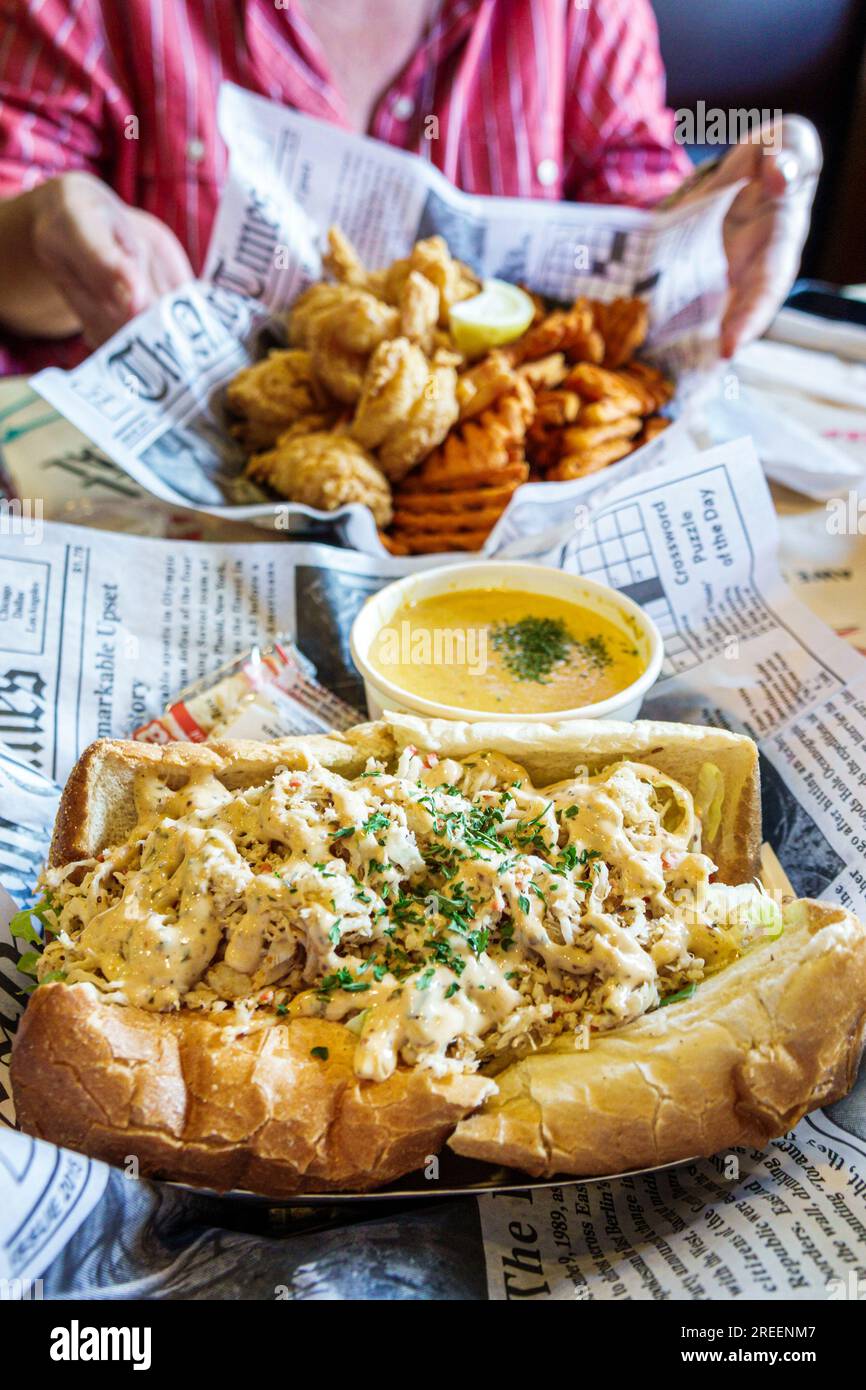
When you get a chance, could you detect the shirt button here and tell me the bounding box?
[536,158,559,187]
[186,137,206,163]
[392,95,415,120]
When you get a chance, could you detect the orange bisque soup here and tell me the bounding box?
[367,588,647,714]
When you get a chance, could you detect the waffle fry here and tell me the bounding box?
[549,436,637,480]
[637,415,672,444]
[591,297,649,368]
[388,526,496,554]
[389,381,532,551]
[457,351,519,419]
[517,353,569,390]
[563,362,642,403]
[559,417,642,451]
[618,362,675,412]
[392,481,520,516]
[578,396,642,426]
[393,502,512,535]
[398,459,530,494]
[530,390,582,429]
[509,299,604,365]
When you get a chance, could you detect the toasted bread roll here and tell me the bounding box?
[450,899,866,1175]
[11,717,866,1194]
[12,983,491,1195]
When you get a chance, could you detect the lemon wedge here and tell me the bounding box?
[449,278,535,357]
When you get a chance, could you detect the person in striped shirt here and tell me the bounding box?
[0,0,820,372]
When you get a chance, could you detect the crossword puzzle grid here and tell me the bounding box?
[544,224,657,301]
[570,505,697,675]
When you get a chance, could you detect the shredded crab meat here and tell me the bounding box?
[38,749,740,1081]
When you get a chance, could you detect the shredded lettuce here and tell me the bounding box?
[703,882,783,942]
[659,982,697,1007]
[8,895,57,980]
[696,763,725,842]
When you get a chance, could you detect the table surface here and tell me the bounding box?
[2,372,865,1299]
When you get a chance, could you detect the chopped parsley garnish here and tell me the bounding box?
[517,894,531,914]
[490,617,613,683]
[363,812,391,835]
[310,1046,329,1061]
[444,982,460,999]
[317,969,371,998]
[491,616,573,683]
[467,927,489,958]
[328,919,342,946]
[331,825,355,840]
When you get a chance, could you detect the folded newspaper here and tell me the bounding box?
[29,82,736,552]
[1,435,865,1298]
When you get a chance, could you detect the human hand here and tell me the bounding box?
[30,172,193,346]
[675,116,822,358]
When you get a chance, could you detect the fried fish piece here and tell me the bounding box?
[290,283,400,403]
[247,431,392,526]
[399,270,440,351]
[322,227,369,288]
[377,364,459,480]
[224,349,330,450]
[350,338,429,450]
[288,283,351,347]
[383,236,479,324]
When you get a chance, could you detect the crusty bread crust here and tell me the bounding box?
[450,899,866,1176]
[12,984,491,1195]
[13,718,865,1193]
[48,714,762,880]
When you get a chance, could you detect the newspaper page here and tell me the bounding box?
[479,1110,866,1301]
[30,82,735,545]
[2,435,866,1293]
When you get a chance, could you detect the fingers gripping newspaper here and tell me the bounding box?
[1,436,866,1297]
[29,83,735,546]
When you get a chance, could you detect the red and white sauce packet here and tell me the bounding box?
[133,637,362,744]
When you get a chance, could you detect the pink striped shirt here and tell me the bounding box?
[0,0,689,370]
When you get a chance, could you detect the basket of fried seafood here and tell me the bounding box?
[224,228,674,555]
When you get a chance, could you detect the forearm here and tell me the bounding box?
[0,186,81,338]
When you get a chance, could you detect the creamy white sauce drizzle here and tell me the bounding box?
[40,749,729,1080]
